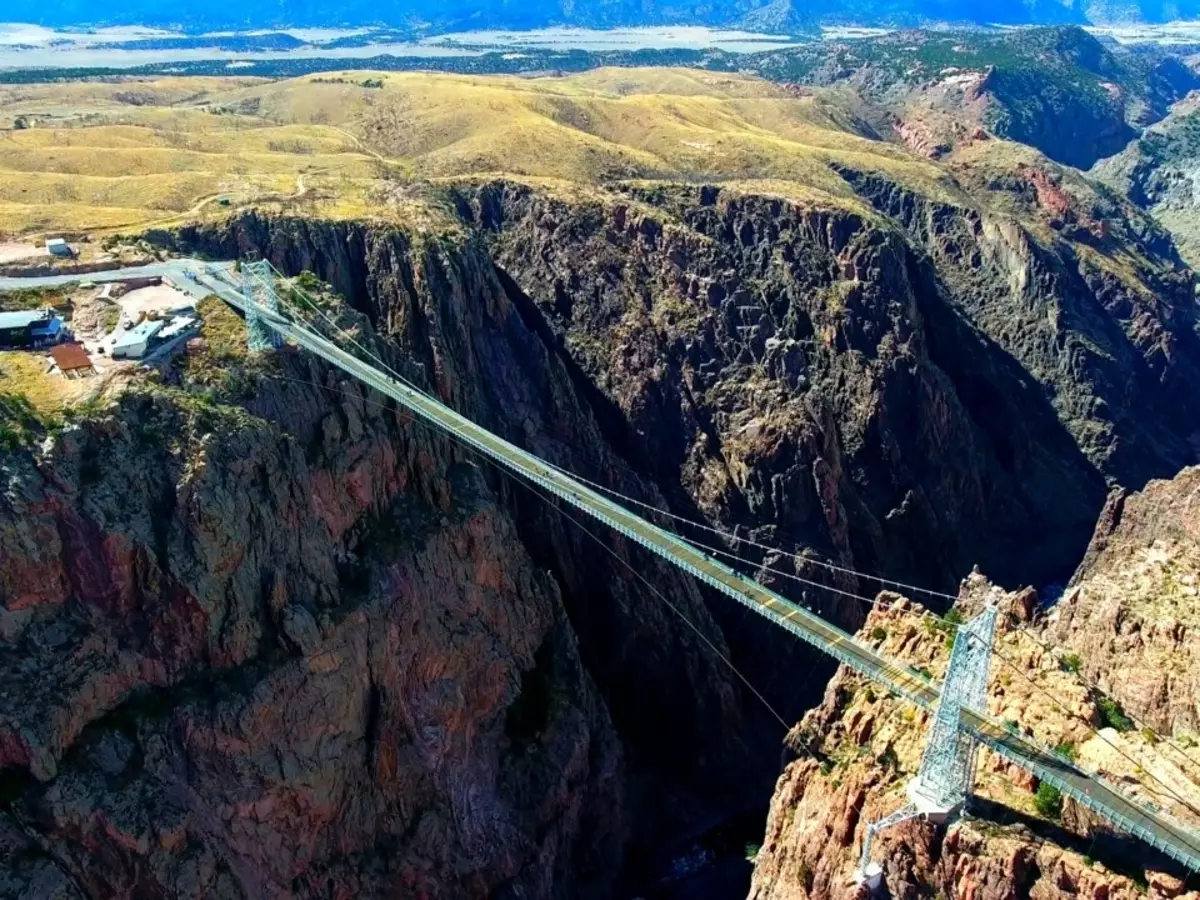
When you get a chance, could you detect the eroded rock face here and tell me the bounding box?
[1050,466,1200,737]
[0,381,624,899]
[750,576,1200,900]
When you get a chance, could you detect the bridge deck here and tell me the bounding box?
[199,270,1200,873]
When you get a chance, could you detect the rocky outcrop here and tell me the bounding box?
[1049,466,1200,737]
[0,374,626,898]
[750,574,1200,900]
[751,465,1200,900]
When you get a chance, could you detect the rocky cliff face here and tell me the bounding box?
[5,168,1200,897]
[1050,466,1200,737]
[749,578,1200,900]
[750,468,1200,900]
[0,370,628,898]
[461,177,1199,594]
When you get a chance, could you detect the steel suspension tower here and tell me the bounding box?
[241,260,283,351]
[855,604,998,889]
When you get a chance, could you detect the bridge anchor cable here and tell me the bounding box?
[202,261,1200,876]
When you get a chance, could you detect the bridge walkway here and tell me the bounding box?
[196,269,1200,874]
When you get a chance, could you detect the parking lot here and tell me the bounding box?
[80,281,197,363]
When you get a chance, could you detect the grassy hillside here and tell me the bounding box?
[0,69,973,237]
[0,63,1177,301]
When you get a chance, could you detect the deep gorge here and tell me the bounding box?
[2,174,1199,897]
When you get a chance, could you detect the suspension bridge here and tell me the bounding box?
[8,259,1198,881]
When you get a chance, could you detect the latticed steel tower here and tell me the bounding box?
[240,259,282,351]
[911,603,998,809]
[855,604,998,888]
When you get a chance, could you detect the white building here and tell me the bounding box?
[113,320,164,359]
[157,316,197,342]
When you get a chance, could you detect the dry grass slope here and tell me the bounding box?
[0,68,975,238]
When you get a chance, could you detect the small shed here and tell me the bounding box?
[113,319,164,359]
[46,238,71,258]
[50,343,95,378]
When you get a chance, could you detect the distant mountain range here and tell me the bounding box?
[5,0,1200,35]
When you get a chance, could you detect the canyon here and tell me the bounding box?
[2,160,1199,896]
[1,40,1200,897]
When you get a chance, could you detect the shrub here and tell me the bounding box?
[1053,740,1078,762]
[295,270,325,291]
[797,859,814,891]
[1034,782,1063,819]
[744,842,760,863]
[1096,695,1133,732]
[1141,727,1160,746]
[870,626,888,642]
[924,609,964,650]
[879,745,901,770]
[1060,653,1083,674]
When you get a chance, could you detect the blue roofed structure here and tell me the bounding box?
[0,309,64,348]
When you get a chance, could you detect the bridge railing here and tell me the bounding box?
[205,268,1200,874]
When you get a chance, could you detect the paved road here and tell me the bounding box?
[0,260,229,293]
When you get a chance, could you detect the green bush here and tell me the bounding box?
[294,270,325,291]
[1034,782,1063,819]
[0,393,61,451]
[1053,740,1078,762]
[1060,653,1083,674]
[797,859,814,891]
[925,609,964,650]
[870,626,888,642]
[1096,695,1133,732]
